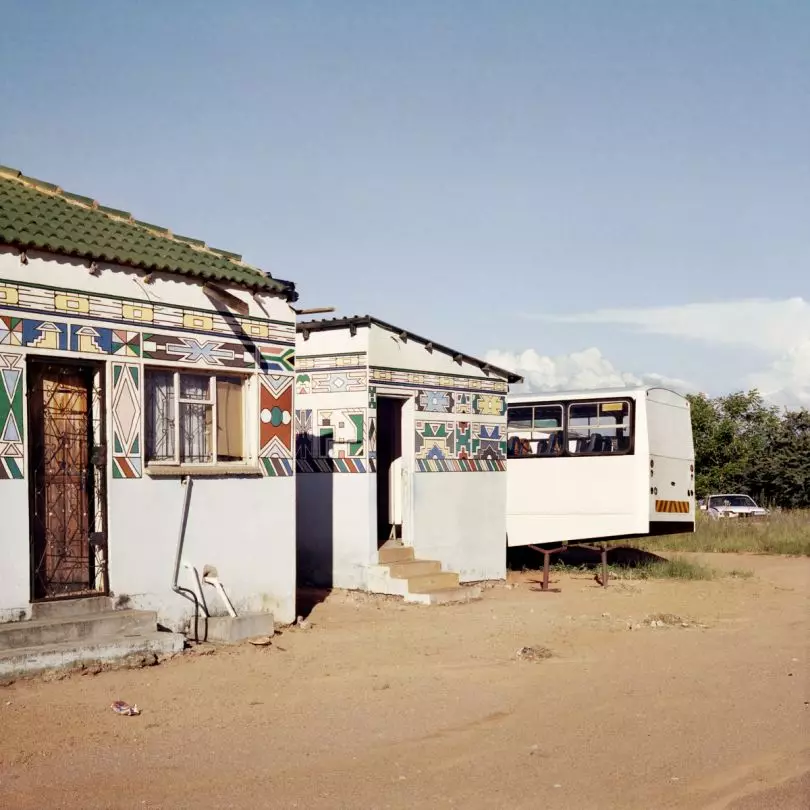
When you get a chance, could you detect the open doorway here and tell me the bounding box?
[375,396,403,546]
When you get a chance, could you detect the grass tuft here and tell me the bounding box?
[638,509,810,557]
[629,556,716,581]
[552,555,716,581]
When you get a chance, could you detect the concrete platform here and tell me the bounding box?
[187,613,275,644]
[0,610,156,650]
[0,630,185,679]
[404,587,482,605]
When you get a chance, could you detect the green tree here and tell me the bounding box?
[750,409,810,508]
[686,390,780,498]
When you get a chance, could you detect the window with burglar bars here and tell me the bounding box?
[145,370,247,465]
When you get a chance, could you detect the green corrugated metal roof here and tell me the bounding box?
[0,166,296,299]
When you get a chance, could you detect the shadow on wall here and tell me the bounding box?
[295,472,334,619]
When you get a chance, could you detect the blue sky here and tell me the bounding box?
[2,1,808,404]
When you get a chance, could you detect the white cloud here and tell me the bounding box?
[485,347,693,395]
[518,298,810,408]
[533,298,810,354]
[748,340,810,408]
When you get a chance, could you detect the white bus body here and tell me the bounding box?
[506,387,695,547]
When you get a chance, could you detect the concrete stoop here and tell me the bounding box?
[0,596,184,679]
[367,543,482,605]
[187,612,275,644]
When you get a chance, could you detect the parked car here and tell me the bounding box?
[699,494,769,519]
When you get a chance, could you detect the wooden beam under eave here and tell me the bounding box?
[204,282,249,315]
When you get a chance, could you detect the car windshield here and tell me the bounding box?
[708,495,757,508]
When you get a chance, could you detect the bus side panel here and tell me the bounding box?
[506,455,648,546]
[647,397,695,530]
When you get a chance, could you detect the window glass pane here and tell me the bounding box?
[531,405,563,456]
[180,402,213,463]
[568,400,632,454]
[600,401,630,425]
[179,374,211,401]
[507,407,533,458]
[145,372,175,462]
[216,377,244,461]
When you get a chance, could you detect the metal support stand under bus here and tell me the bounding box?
[527,541,610,591]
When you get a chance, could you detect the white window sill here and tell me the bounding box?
[145,464,263,478]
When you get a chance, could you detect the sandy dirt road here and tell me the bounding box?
[0,552,807,809]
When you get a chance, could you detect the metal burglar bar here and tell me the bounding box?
[28,361,108,600]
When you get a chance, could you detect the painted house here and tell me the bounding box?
[0,167,298,633]
[295,316,521,598]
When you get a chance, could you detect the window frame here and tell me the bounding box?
[144,367,253,469]
[506,397,635,459]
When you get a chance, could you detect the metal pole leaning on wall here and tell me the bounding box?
[171,476,208,641]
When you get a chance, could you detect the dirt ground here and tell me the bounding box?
[1,552,808,810]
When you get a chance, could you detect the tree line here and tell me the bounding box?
[687,390,810,508]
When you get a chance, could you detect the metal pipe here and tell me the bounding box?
[171,477,205,639]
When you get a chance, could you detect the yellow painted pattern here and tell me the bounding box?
[183,312,214,331]
[655,499,691,514]
[54,292,90,313]
[122,302,154,322]
[0,284,19,305]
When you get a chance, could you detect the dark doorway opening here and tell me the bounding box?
[375,396,403,546]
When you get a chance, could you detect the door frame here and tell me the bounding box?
[374,392,415,547]
[26,356,109,602]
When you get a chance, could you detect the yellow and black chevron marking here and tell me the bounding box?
[655,499,691,514]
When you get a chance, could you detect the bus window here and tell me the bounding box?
[532,405,563,456]
[567,400,632,454]
[507,407,533,458]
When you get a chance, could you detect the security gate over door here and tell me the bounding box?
[28,361,108,600]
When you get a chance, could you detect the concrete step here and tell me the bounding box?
[0,610,156,651]
[405,572,460,594]
[386,560,442,578]
[378,545,414,564]
[405,586,483,605]
[0,630,185,679]
[31,596,113,621]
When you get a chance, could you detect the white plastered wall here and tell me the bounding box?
[0,245,297,627]
[295,326,375,590]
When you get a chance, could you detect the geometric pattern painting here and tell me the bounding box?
[295,408,372,473]
[473,394,506,417]
[0,315,23,346]
[317,408,364,459]
[295,409,313,460]
[415,389,503,416]
[0,315,292,369]
[415,421,455,461]
[296,352,366,371]
[0,277,295,346]
[455,421,471,459]
[259,374,293,476]
[471,423,506,460]
[22,319,68,351]
[417,390,451,413]
[0,352,24,479]
[417,458,506,472]
[111,330,141,357]
[370,366,508,394]
[311,369,367,394]
[143,333,253,369]
[70,324,113,354]
[258,346,295,373]
[111,363,142,479]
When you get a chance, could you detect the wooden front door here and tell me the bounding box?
[28,362,107,600]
